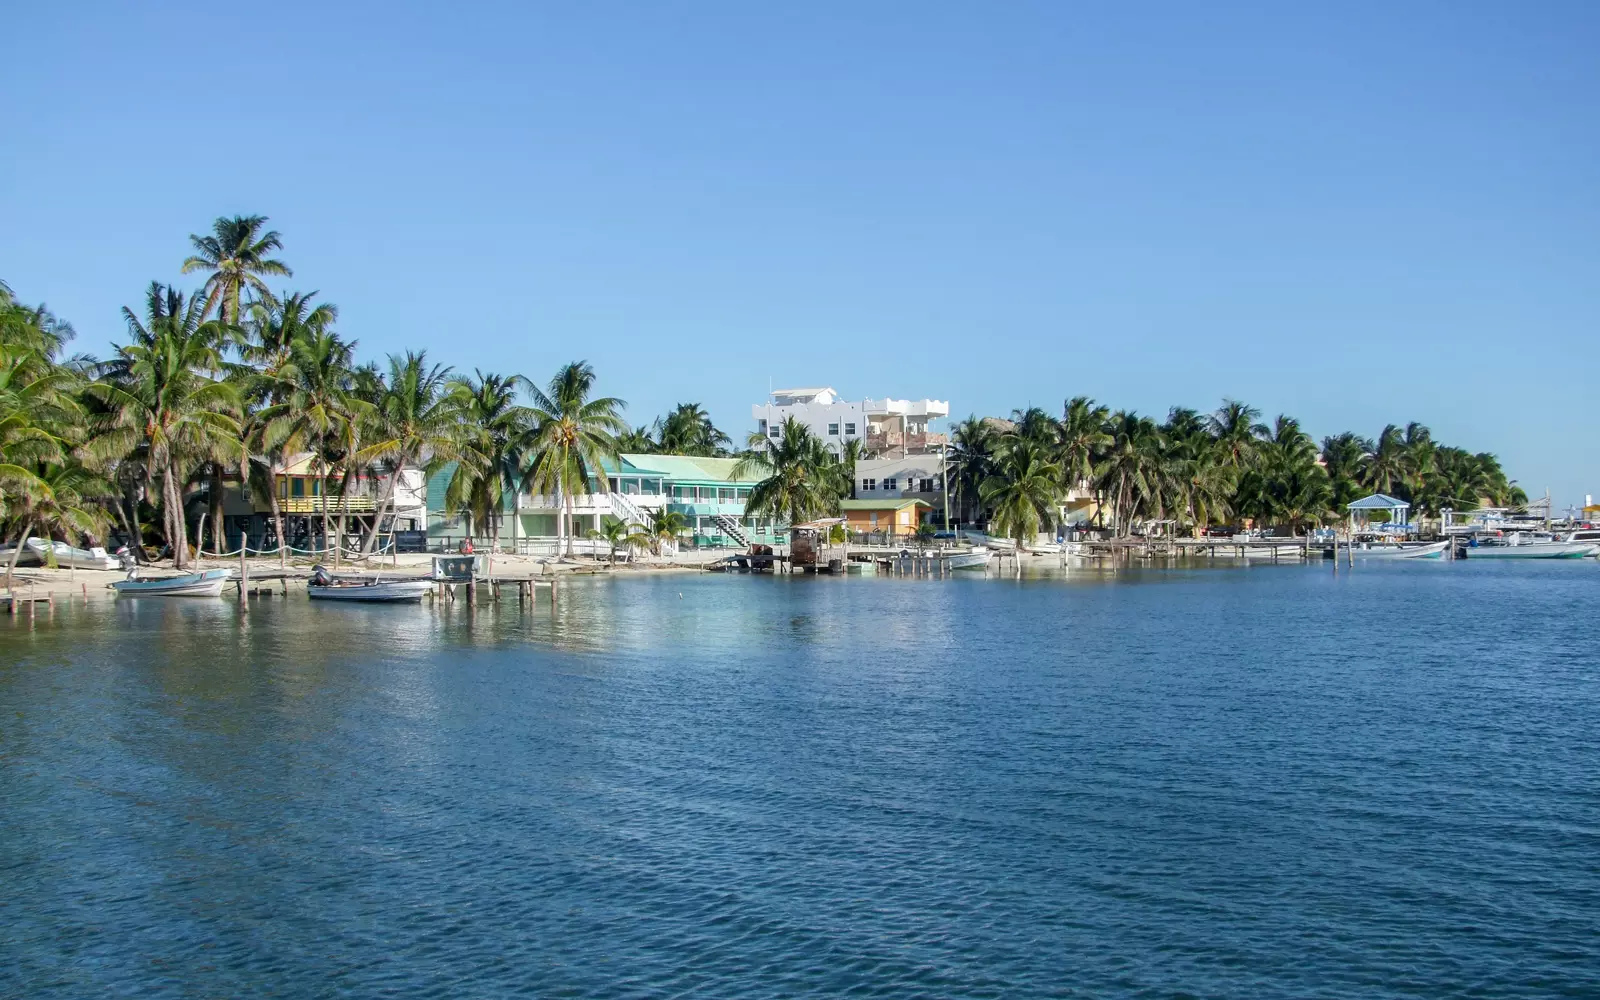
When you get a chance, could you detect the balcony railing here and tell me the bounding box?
[277,496,378,514]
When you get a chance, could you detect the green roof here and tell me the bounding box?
[617,453,757,485]
[838,498,932,512]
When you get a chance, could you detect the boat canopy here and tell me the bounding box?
[1347,493,1410,511]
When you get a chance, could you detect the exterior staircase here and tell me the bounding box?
[609,491,649,529]
[712,513,751,547]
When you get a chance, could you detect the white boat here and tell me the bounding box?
[111,568,231,597]
[1463,539,1599,559]
[985,538,1017,553]
[1351,540,1449,560]
[1238,544,1306,559]
[1029,542,1063,555]
[946,550,992,571]
[25,539,120,570]
[308,578,435,602]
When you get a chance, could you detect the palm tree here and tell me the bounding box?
[354,351,465,555]
[85,283,242,569]
[266,329,367,563]
[947,416,995,525]
[522,362,627,559]
[1320,432,1371,513]
[181,215,292,323]
[1209,399,1266,470]
[445,371,536,557]
[1009,406,1059,448]
[1172,450,1235,535]
[615,424,657,454]
[838,437,864,499]
[1362,424,1409,495]
[730,417,841,529]
[587,515,650,564]
[1058,396,1110,491]
[980,440,1060,549]
[3,463,114,587]
[647,506,689,555]
[654,403,730,456]
[1096,411,1164,535]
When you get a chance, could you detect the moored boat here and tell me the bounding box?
[307,578,435,602]
[111,568,231,597]
[1351,540,1449,560]
[25,539,120,570]
[1463,538,1598,559]
[946,550,992,571]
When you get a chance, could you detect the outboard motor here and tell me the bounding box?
[311,564,332,587]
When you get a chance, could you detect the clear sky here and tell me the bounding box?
[4,2,1597,506]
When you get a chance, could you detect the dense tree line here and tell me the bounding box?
[0,216,737,573]
[947,398,1525,542]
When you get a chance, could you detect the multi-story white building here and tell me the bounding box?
[752,387,949,457]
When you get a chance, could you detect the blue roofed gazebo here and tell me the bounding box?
[1347,493,1411,534]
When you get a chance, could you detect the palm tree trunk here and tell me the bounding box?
[209,463,226,558]
[166,464,187,570]
[361,466,400,556]
[266,471,287,568]
[564,490,575,559]
[5,520,34,590]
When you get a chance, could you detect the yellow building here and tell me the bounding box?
[839,498,931,536]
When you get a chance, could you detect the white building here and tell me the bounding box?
[752,387,949,457]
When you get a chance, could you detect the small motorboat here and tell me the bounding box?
[1463,536,1599,559]
[307,567,434,603]
[1350,540,1450,560]
[1238,544,1306,559]
[25,539,121,570]
[111,568,231,597]
[946,550,992,571]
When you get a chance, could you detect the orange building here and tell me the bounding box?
[839,498,931,536]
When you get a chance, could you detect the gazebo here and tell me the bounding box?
[1347,493,1412,535]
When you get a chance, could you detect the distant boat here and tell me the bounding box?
[1464,538,1598,559]
[111,568,231,597]
[946,550,992,571]
[308,578,435,602]
[1351,540,1449,560]
[1238,544,1305,559]
[25,539,120,570]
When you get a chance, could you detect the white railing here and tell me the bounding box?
[609,491,650,528]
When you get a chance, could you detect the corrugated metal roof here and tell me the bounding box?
[1347,493,1410,509]
[838,498,932,512]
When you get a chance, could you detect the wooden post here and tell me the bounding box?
[239,547,249,604]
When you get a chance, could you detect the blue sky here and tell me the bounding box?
[4,2,1597,506]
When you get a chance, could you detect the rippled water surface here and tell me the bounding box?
[3,562,1598,997]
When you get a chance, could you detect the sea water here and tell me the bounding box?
[2,562,1597,997]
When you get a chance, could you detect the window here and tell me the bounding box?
[758,419,767,435]
[718,488,736,503]
[828,423,839,436]
[869,513,879,527]
[919,478,933,493]
[883,478,898,491]
[899,511,912,525]
[769,426,780,438]
[844,422,856,436]
[861,478,876,492]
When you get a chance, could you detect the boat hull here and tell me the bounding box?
[1464,542,1599,559]
[1354,540,1450,560]
[946,551,992,571]
[25,539,120,570]
[308,580,435,602]
[112,569,231,597]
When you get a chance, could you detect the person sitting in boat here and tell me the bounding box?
[311,564,333,587]
[458,538,474,555]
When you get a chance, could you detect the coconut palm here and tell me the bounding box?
[647,506,689,555]
[615,424,657,454]
[587,515,651,564]
[1058,396,1110,488]
[3,463,114,587]
[654,402,730,456]
[445,371,537,555]
[522,361,627,559]
[730,417,841,528]
[1362,424,1409,495]
[264,329,368,562]
[980,440,1060,549]
[181,215,291,324]
[354,351,465,554]
[1209,399,1266,470]
[1096,411,1165,535]
[947,415,996,524]
[84,283,242,569]
[1172,450,1236,535]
